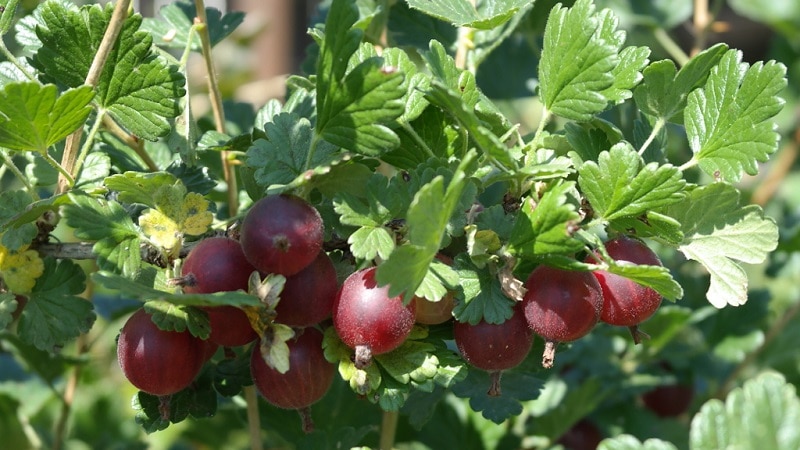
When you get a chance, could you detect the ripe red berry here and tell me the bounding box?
[117,308,206,396]
[521,265,603,368]
[642,384,694,417]
[587,236,663,344]
[453,304,533,396]
[240,194,324,277]
[180,237,256,294]
[250,327,334,433]
[414,292,455,325]
[274,252,338,327]
[203,305,258,347]
[332,267,416,369]
[555,419,603,450]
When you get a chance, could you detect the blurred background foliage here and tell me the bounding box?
[2,0,800,449]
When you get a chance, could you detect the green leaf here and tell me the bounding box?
[406,0,531,29]
[451,367,543,424]
[142,1,244,50]
[633,43,728,122]
[0,83,94,153]
[689,372,800,450]
[685,50,787,182]
[0,190,38,251]
[609,211,684,245]
[508,181,585,258]
[32,2,185,140]
[578,143,686,221]
[601,46,650,105]
[381,47,429,122]
[246,113,338,189]
[528,377,610,443]
[348,226,395,261]
[61,193,142,276]
[17,258,95,352]
[0,292,17,329]
[0,0,22,34]
[315,0,405,156]
[598,435,678,450]
[375,339,439,385]
[663,183,778,307]
[538,0,623,121]
[104,171,177,207]
[452,255,515,325]
[144,300,210,338]
[256,324,295,374]
[591,256,683,302]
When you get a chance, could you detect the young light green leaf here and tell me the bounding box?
[406,0,531,29]
[598,435,678,450]
[61,193,142,276]
[508,181,585,258]
[246,113,338,189]
[0,83,94,153]
[103,171,179,207]
[381,47,429,122]
[375,339,439,385]
[633,43,728,122]
[323,326,382,396]
[663,183,778,307]
[685,50,787,182]
[315,0,405,156]
[578,143,685,221]
[257,324,295,374]
[347,226,395,261]
[141,2,244,50]
[690,372,800,450]
[452,255,515,325]
[16,258,95,352]
[538,0,623,121]
[592,258,683,301]
[32,2,185,140]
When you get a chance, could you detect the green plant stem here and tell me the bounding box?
[42,151,75,187]
[57,0,131,194]
[193,0,238,217]
[71,111,106,181]
[0,150,37,198]
[242,385,264,450]
[678,158,698,172]
[379,410,399,450]
[638,118,665,156]
[532,108,553,149]
[652,27,689,66]
[0,42,35,81]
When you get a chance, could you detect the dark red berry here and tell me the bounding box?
[117,308,205,396]
[180,237,256,294]
[521,265,603,368]
[203,305,258,347]
[454,304,534,396]
[642,384,694,417]
[587,236,663,339]
[240,194,324,276]
[332,267,416,369]
[250,327,334,433]
[556,419,603,450]
[274,252,338,327]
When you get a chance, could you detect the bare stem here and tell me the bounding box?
[57,0,132,194]
[243,385,264,450]
[692,0,710,56]
[193,0,238,217]
[379,410,399,450]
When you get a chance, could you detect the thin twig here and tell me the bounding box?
[57,0,132,194]
[751,128,799,206]
[692,0,710,57]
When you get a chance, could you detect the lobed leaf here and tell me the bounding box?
[663,183,778,307]
[598,435,678,450]
[685,50,787,182]
[452,255,515,325]
[142,2,244,50]
[406,0,531,29]
[0,190,38,251]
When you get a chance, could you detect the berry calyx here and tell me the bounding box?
[587,236,663,344]
[453,304,534,396]
[240,194,324,276]
[178,237,256,294]
[332,267,416,369]
[274,251,338,327]
[521,265,603,368]
[250,327,334,433]
[117,308,205,396]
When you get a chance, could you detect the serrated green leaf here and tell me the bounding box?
[246,113,338,189]
[451,367,543,424]
[0,83,94,153]
[663,183,778,307]
[322,326,382,395]
[381,47,429,122]
[375,339,439,385]
[609,211,684,245]
[32,2,185,140]
[61,193,142,275]
[528,377,610,443]
[0,0,21,34]
[0,190,38,251]
[452,255,514,325]
[406,0,530,29]
[685,50,787,182]
[142,2,244,50]
[348,226,395,261]
[16,258,94,351]
[689,372,800,450]
[598,435,679,450]
[315,0,404,156]
[601,46,650,105]
[103,171,179,207]
[508,181,584,257]
[633,43,728,122]
[415,258,459,302]
[594,258,683,301]
[0,292,17,329]
[578,143,686,221]
[144,300,209,338]
[538,0,623,121]
[386,107,464,169]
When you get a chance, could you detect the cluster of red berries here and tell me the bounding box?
[117,192,666,426]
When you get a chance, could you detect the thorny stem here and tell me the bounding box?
[57,0,132,194]
[193,0,238,217]
[379,410,399,450]
[0,150,37,198]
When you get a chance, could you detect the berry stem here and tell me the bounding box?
[628,325,651,345]
[298,406,315,434]
[158,395,172,421]
[354,344,373,369]
[243,386,264,450]
[379,410,399,450]
[542,341,558,369]
[488,371,503,397]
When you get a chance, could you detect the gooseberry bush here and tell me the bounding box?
[2,0,800,448]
